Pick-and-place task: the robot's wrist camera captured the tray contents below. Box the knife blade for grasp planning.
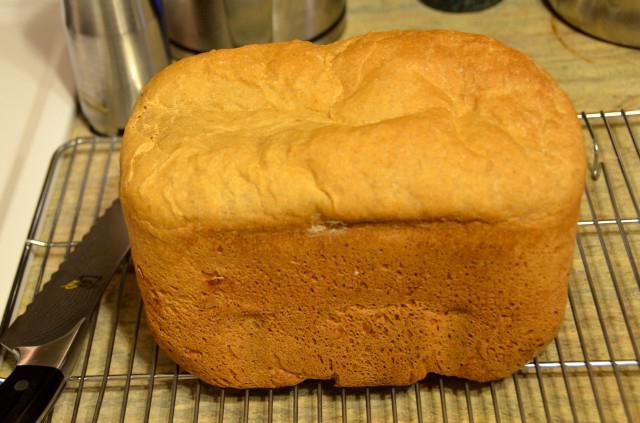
[0,199,130,423]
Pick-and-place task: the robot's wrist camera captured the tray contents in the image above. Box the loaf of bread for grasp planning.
[120,30,585,388]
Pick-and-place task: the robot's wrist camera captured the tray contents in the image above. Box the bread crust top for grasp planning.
[121,30,585,232]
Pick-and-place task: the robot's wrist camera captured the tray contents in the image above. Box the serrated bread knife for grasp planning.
[0,200,129,422]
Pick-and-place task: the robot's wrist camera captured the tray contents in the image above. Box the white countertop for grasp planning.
[0,0,75,317]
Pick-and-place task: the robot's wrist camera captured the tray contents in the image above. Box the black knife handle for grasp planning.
[0,365,64,423]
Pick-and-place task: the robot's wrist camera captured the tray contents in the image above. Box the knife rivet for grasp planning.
[14,379,29,391]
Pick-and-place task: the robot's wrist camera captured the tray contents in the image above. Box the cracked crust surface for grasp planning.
[120,30,585,388]
[121,30,584,232]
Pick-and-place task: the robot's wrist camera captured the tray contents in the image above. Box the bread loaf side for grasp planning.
[121,30,585,387]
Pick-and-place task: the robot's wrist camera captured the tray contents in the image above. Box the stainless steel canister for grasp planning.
[162,0,346,55]
[63,0,171,135]
[548,0,640,48]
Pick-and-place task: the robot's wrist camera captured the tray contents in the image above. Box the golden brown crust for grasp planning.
[120,30,585,388]
[121,30,585,232]
[132,219,575,387]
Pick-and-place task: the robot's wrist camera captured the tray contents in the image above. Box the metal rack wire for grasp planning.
[1,110,639,422]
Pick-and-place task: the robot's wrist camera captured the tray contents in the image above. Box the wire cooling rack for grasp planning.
[0,110,639,422]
